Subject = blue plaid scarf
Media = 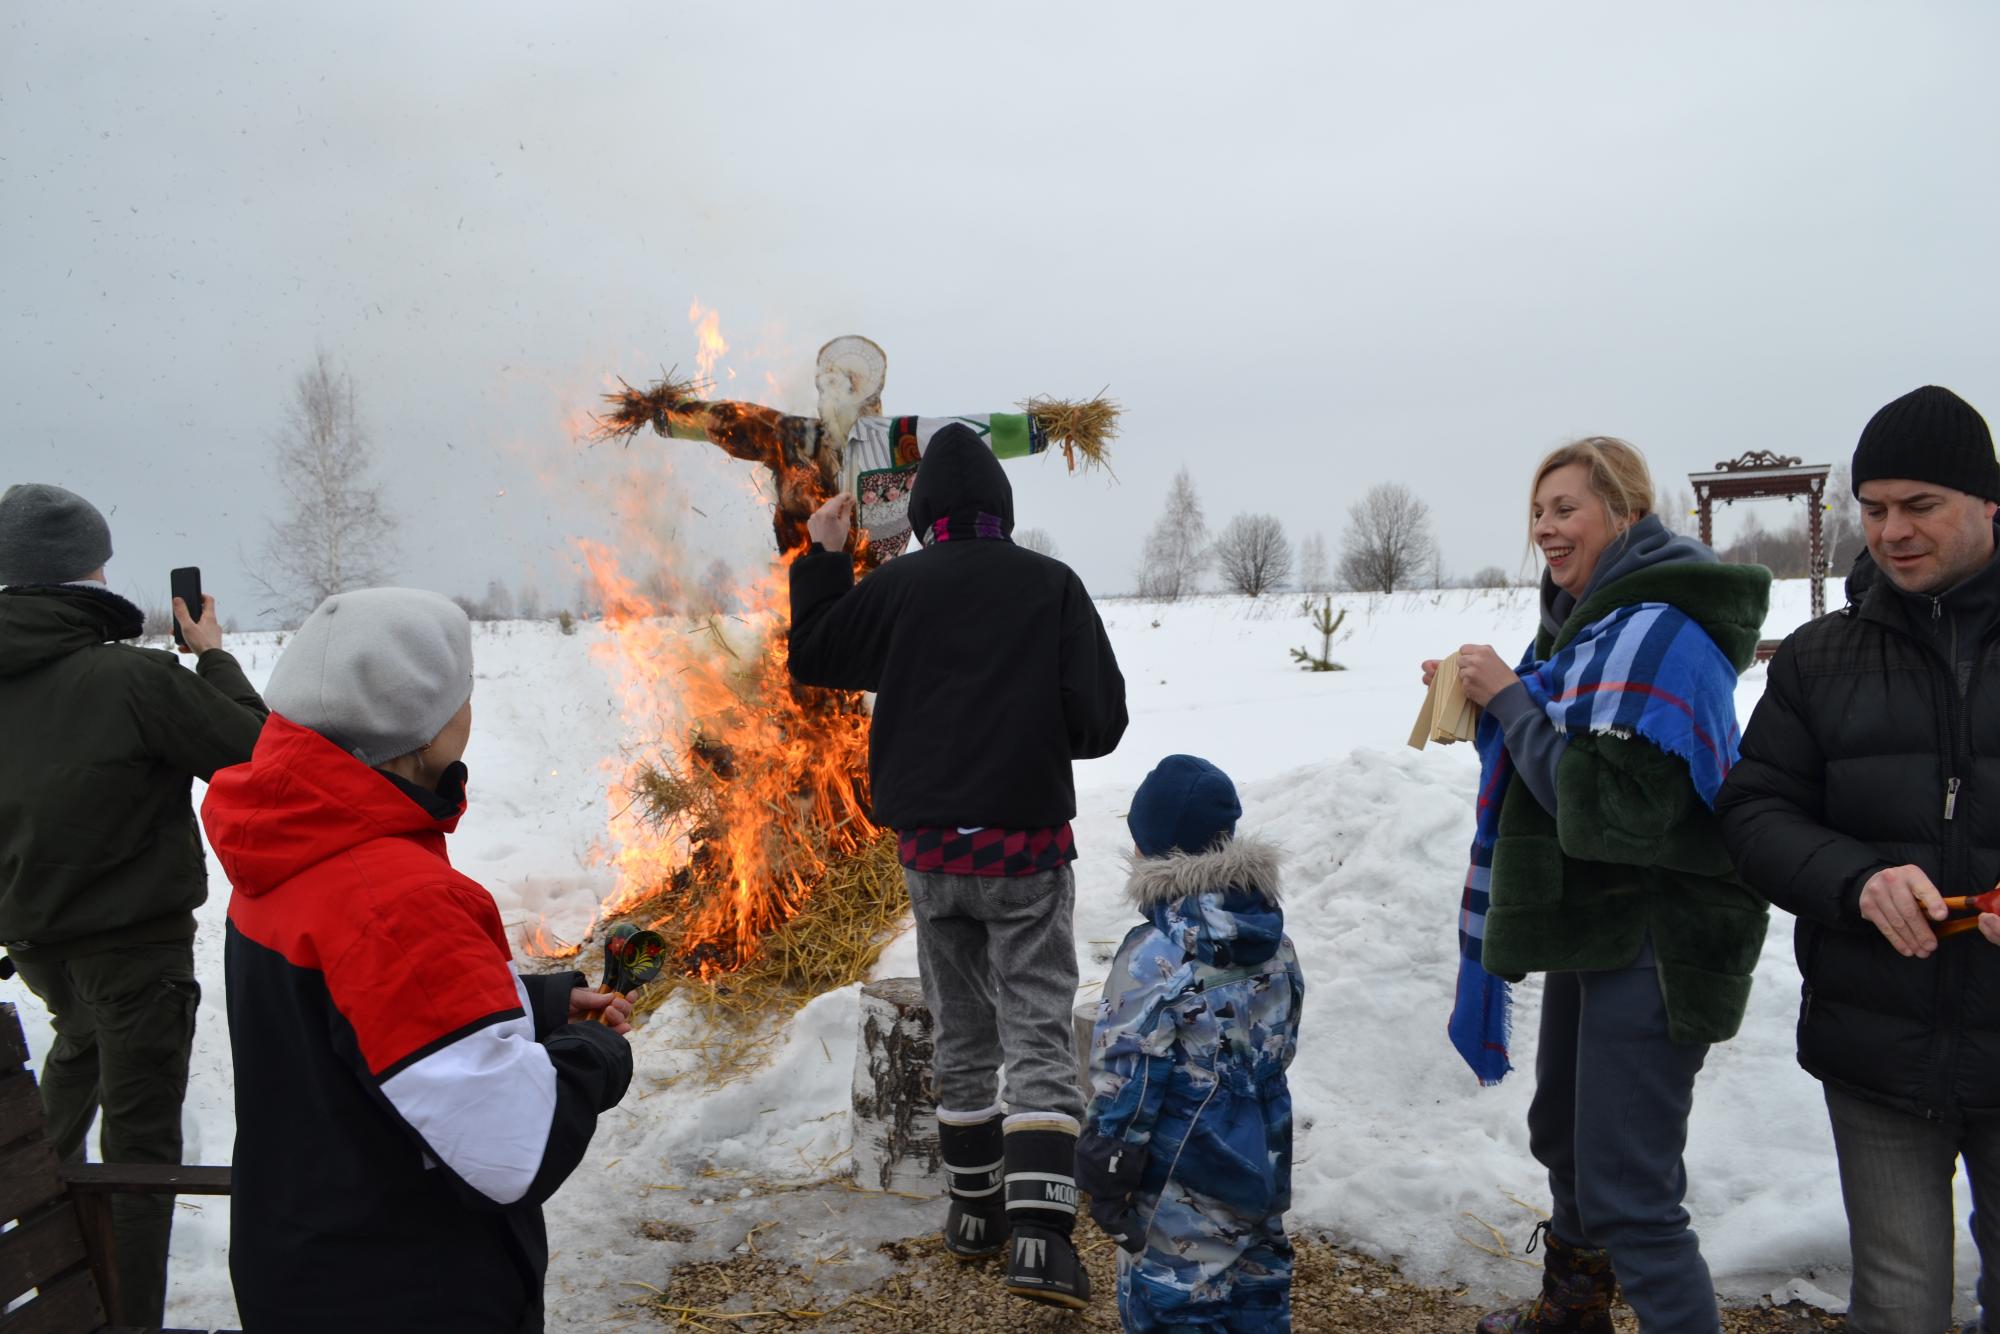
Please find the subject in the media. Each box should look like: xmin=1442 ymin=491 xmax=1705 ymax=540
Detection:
xmin=1448 ymin=600 xmax=1744 ymax=1085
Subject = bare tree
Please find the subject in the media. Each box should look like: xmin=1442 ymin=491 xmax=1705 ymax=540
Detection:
xmin=256 ymin=352 xmax=398 ymax=617
xmin=482 ymin=579 xmax=515 ymax=621
xmin=1658 ymin=485 xmax=1695 ymax=536
xmin=1015 ymin=527 xmax=1060 ymax=558
xmin=1134 ymin=466 xmax=1209 ymax=601
xmin=696 ymin=558 xmax=737 ymax=615
xmin=1212 ymin=514 xmax=1294 ymax=597
xmin=518 ymin=582 xmax=544 ymax=621
xmin=1297 ymin=533 xmax=1331 ymax=594
xmin=1338 ymin=482 xmax=1439 ymax=594
xmin=1823 ymin=464 xmax=1861 ymax=572
xmin=1462 ymin=565 xmax=1514 ymax=589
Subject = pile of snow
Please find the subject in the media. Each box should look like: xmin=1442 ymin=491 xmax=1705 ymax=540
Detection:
xmin=7 ymin=578 xmax=1973 ymax=1328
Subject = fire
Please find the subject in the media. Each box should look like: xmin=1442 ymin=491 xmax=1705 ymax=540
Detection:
xmin=689 ymin=298 xmax=729 ymax=386
xmin=564 ymin=301 xmax=881 ymax=977
xmin=580 ymin=541 xmax=878 ymax=972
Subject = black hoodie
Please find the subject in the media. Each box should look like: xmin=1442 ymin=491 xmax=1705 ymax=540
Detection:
xmin=788 ymin=424 xmax=1127 ymax=830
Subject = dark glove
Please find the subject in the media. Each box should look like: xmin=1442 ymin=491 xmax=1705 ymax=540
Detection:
xmin=1076 ymin=1132 xmax=1149 ymax=1253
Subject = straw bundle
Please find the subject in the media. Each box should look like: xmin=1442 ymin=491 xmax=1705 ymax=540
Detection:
xmin=590 ymin=370 xmax=707 ymax=442
xmin=1020 ymin=392 xmax=1121 ymax=472
xmin=631 ymin=830 xmax=907 ymax=1028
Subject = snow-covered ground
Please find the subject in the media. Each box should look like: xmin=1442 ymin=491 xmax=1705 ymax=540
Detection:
xmin=6 ymin=576 xmax=1977 ymax=1329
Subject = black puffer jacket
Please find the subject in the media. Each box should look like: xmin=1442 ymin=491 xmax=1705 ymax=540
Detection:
xmin=788 ymin=425 xmax=1127 ymax=830
xmin=1718 ymin=546 xmax=2000 ymax=1120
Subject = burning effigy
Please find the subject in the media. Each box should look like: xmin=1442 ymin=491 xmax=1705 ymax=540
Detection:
xmin=573 ymin=333 xmax=1116 ymax=1024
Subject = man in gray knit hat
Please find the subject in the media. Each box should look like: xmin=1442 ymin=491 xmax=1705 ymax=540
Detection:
xmin=0 ymin=482 xmax=267 ymax=1324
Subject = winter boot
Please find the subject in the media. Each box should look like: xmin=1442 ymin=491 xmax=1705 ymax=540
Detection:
xmin=1476 ymin=1222 xmax=1616 ymax=1334
xmin=1000 ymin=1113 xmax=1092 ymax=1309
xmin=936 ymin=1105 xmax=1006 ymax=1260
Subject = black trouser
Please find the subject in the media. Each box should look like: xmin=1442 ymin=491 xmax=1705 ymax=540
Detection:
xmin=11 ymin=938 xmax=199 ymax=1326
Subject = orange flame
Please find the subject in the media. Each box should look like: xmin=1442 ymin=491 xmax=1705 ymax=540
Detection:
xmin=560 ymin=301 xmax=878 ymax=972
xmin=689 ymin=298 xmax=729 ymax=387
xmin=580 ymin=540 xmax=877 ymax=969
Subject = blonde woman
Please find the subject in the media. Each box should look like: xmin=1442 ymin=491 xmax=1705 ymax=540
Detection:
xmin=1427 ymin=439 xmax=1769 ymax=1333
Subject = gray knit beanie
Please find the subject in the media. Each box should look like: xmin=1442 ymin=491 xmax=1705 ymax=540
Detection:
xmin=0 ymin=483 xmax=114 ymax=585
xmin=265 ymin=588 xmax=474 ymax=766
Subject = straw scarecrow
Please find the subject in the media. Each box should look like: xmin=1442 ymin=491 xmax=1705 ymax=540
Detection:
xmin=593 ymin=336 xmax=1117 ymax=567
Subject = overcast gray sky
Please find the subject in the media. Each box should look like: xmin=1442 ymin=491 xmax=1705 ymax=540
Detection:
xmin=6 ymin=2 xmax=1996 ymax=624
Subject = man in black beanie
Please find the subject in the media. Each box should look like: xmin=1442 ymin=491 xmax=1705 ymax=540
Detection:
xmin=0 ymin=483 xmax=267 ymax=1324
xmin=1719 ymin=385 xmax=2000 ymax=1333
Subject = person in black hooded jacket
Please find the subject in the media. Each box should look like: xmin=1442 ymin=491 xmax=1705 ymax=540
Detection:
xmin=789 ymin=422 xmax=1126 ymax=1310
xmin=1718 ymin=386 xmax=2000 ymax=1334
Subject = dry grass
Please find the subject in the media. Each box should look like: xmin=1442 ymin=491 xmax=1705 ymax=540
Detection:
xmin=593 ymin=371 xmax=709 ymax=442
xmin=619 ymin=833 xmax=908 ymax=1087
xmin=628 ymin=1227 xmax=1858 ymax=1332
xmin=1019 ymin=394 xmax=1119 ymax=473
xmin=635 ymin=832 xmax=905 ymax=1021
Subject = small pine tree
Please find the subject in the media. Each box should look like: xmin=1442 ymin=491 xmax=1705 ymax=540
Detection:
xmin=1289 ymin=597 xmax=1348 ymax=672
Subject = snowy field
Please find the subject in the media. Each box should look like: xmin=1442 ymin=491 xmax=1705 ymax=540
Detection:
xmin=7 ymin=576 xmax=1977 ymax=1328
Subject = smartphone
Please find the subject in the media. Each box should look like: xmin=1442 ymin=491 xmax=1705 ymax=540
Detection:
xmin=170 ymin=567 xmax=203 ymax=649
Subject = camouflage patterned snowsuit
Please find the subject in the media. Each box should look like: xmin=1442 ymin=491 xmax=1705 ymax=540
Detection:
xmin=1079 ymin=837 xmax=1304 ymax=1331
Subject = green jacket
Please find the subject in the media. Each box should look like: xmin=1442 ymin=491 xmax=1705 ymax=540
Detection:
xmin=1481 ymin=562 xmax=1771 ymax=1044
xmin=0 ymin=585 xmax=267 ymax=956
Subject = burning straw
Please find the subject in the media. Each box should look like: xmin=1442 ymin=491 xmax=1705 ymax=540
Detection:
xmin=1021 ymin=392 xmax=1121 ymax=472
xmin=589 ymin=370 xmax=707 ymax=442
xmin=632 ymin=831 xmax=907 ymax=1027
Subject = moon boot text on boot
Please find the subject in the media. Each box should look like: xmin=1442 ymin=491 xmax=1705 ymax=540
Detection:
xmin=1001 ymin=1114 xmax=1091 ymax=1309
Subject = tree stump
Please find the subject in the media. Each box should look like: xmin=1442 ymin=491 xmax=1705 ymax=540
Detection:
xmin=850 ymin=978 xmax=943 ymax=1194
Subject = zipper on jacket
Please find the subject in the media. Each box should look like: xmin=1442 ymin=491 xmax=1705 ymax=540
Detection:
xmin=1946 ymin=777 xmax=1961 ymax=821
xmin=1928 ymin=621 xmax=1990 ymax=1118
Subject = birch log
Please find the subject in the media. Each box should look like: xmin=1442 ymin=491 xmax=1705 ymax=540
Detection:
xmin=850 ymin=977 xmax=943 ymax=1194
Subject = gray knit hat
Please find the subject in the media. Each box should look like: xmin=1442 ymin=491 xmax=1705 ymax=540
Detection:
xmin=265 ymin=588 xmax=474 ymax=766
xmin=0 ymin=483 xmax=114 ymax=585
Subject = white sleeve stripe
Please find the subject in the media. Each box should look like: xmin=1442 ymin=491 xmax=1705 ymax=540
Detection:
xmin=380 ymin=1009 xmax=557 ymax=1205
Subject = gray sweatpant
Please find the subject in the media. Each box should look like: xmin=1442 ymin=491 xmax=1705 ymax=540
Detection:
xmin=905 ymin=865 xmax=1084 ymax=1121
xmin=1529 ymin=942 xmax=1719 ymax=1334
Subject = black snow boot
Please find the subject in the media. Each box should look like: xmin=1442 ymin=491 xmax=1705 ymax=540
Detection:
xmin=1000 ymin=1114 xmax=1091 ymax=1310
xmin=936 ymin=1107 xmax=1005 ymax=1260
xmin=1476 ymin=1221 xmax=1616 ymax=1334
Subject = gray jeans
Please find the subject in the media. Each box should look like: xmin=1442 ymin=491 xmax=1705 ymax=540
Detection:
xmin=1529 ymin=949 xmax=1718 ymax=1334
xmin=1825 ymin=1083 xmax=2000 ymax=1333
xmin=905 ymin=865 xmax=1083 ymax=1121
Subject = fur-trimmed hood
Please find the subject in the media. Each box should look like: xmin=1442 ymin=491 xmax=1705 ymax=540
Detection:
xmin=1122 ymin=834 xmax=1284 ymax=968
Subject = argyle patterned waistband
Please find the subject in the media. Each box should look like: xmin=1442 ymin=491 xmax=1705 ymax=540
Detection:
xmin=898 ymin=823 xmax=1076 ymax=877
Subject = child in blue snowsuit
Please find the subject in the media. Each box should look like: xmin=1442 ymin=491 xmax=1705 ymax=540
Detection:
xmin=1077 ymin=754 xmax=1305 ymax=1332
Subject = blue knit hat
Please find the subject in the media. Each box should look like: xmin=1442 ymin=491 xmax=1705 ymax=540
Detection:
xmin=1128 ymin=754 xmax=1241 ymax=858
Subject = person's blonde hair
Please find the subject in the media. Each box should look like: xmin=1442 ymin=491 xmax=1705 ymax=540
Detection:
xmin=1530 ymin=436 xmax=1655 ymax=536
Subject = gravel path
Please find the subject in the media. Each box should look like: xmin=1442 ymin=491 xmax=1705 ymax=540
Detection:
xmin=631 ymin=1228 xmax=1866 ymax=1332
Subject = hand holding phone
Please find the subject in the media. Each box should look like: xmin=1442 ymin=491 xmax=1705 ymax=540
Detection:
xmin=169 ymin=567 xmax=221 ymax=655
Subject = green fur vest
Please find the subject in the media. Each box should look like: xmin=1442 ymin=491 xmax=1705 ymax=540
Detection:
xmin=1480 ymin=561 xmax=1772 ymax=1044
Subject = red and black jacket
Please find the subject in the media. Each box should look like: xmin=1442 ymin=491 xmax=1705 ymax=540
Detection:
xmin=203 ymin=716 xmax=631 ymax=1333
